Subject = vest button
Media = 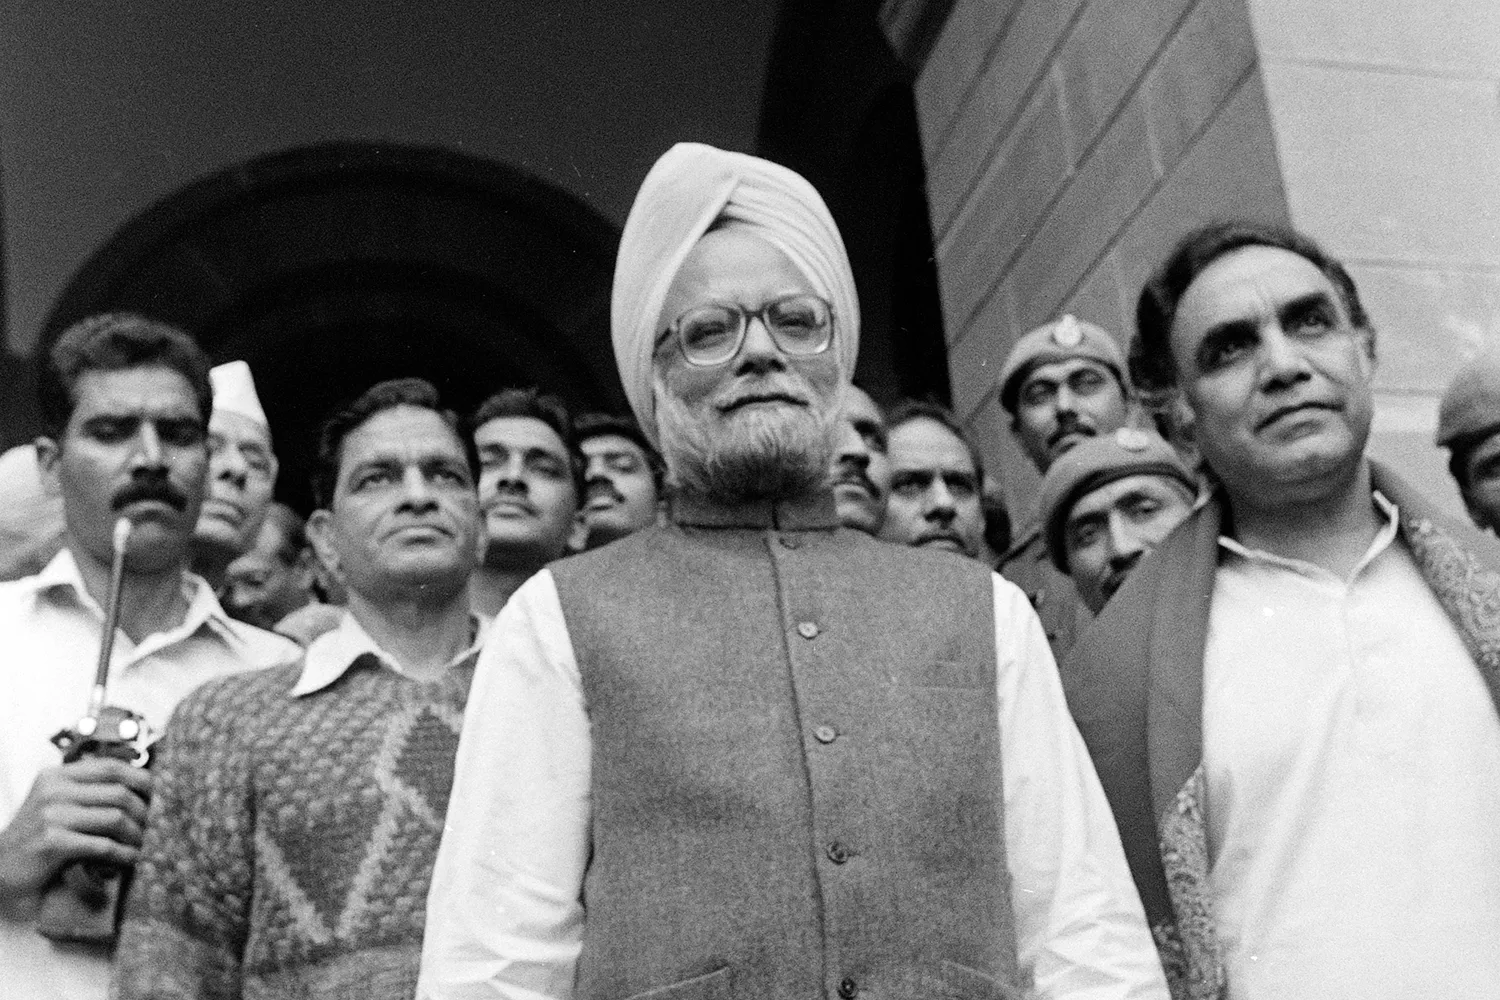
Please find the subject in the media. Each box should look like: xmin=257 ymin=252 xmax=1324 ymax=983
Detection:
xmin=825 ymin=841 xmax=849 ymax=864
xmin=838 ymin=977 xmax=858 ymax=999
xmin=814 ymin=725 xmax=838 ymax=744
xmin=779 ymin=535 xmax=801 ymax=549
xmin=797 ymin=621 xmax=820 ymax=640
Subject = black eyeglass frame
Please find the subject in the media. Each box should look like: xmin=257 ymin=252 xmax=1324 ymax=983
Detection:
xmin=658 ymin=293 xmax=836 ymax=368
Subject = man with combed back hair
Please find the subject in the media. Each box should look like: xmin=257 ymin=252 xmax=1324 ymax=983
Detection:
xmin=419 ymin=142 xmax=1167 ymax=1000
xmin=1067 ymin=221 xmax=1500 ymax=999
xmin=114 ymin=378 xmax=487 ymax=999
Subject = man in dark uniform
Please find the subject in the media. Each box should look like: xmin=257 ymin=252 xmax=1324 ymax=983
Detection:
xmin=996 ymin=315 xmax=1133 ymax=658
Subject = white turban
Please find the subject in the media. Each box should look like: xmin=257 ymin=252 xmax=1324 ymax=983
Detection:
xmin=611 ymin=143 xmax=860 ymax=445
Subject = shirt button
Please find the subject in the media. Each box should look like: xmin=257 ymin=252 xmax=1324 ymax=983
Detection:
xmin=838 ymin=977 xmax=858 ymax=999
xmin=826 ymin=842 xmax=849 ymax=864
xmin=797 ymin=621 xmax=820 ymax=640
xmin=780 ymin=535 xmax=801 ymax=549
xmin=814 ymin=725 xmax=838 ymax=744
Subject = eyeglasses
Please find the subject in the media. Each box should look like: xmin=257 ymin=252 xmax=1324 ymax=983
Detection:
xmin=662 ymin=293 xmax=834 ymax=367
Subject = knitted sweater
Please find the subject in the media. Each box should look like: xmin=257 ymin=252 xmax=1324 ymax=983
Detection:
xmin=111 ymin=651 xmax=475 ymax=1000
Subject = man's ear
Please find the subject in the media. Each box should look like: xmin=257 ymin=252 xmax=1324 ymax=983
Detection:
xmin=33 ymin=438 xmax=63 ymax=497
xmin=304 ymin=510 xmax=344 ymax=587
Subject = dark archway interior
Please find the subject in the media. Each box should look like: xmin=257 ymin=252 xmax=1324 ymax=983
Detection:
xmin=40 ymin=143 xmax=624 ymax=513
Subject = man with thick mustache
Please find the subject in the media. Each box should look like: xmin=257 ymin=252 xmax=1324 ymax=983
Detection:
xmin=114 ymin=378 xmax=487 ymax=999
xmin=191 ymin=361 xmax=279 ymax=591
xmin=998 ymin=315 xmax=1135 ymax=660
xmin=573 ymin=412 xmax=663 ymax=550
xmin=419 ymin=143 xmax=1167 ymax=1000
xmin=467 ymin=388 xmax=582 ymax=616
xmin=878 ymin=400 xmax=987 ymax=560
xmin=0 ymin=314 xmax=297 ymax=1000
xmin=827 ymin=385 xmax=891 ymax=534
xmin=1066 ymin=222 xmax=1500 ymax=999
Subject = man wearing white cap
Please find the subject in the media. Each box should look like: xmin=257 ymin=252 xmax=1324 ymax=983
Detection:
xmin=191 ymin=360 xmax=278 ymax=591
xmin=0 ymin=315 xmax=298 ymax=1000
xmin=419 ymin=144 xmax=1167 ymax=1000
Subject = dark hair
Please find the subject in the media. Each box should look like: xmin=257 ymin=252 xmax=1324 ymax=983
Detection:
xmin=311 ymin=377 xmax=476 ymax=509
xmin=1132 ymin=221 xmax=1372 ymax=402
xmin=886 ymin=399 xmax=986 ymax=485
xmin=38 ymin=313 xmax=213 ymax=437
xmin=573 ymin=411 xmax=664 ymax=488
xmin=261 ymin=502 xmax=308 ymax=565
xmin=467 ymin=387 xmax=585 ymax=497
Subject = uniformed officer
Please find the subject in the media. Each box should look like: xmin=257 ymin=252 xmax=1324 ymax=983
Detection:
xmin=1035 ymin=427 xmax=1197 ymax=615
xmin=996 ymin=314 xmax=1133 ymax=657
xmin=1437 ymin=349 xmax=1500 ymax=534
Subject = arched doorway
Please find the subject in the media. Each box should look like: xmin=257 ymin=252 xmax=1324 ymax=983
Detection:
xmin=42 ymin=142 xmax=623 ymax=511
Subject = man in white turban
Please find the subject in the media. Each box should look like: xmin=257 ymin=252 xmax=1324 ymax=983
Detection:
xmin=418 ymin=144 xmax=1168 ymax=1000
xmin=191 ymin=360 xmax=278 ymax=589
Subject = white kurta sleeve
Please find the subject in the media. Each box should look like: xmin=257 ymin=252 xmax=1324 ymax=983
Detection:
xmin=418 ymin=570 xmax=591 ymax=1000
xmin=991 ymin=573 xmax=1169 ymax=1000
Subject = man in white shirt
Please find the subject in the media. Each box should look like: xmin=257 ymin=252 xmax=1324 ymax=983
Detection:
xmin=0 ymin=313 xmax=299 ymax=1000
xmin=418 ymin=143 xmax=1167 ymax=1000
xmin=1066 ymin=221 xmax=1500 ymax=998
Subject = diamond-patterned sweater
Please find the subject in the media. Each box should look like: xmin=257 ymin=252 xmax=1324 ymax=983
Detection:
xmin=111 ymin=651 xmax=474 ymax=1000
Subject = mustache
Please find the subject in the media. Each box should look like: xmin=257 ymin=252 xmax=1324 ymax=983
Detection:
xmin=1048 ymin=413 xmax=1095 ymax=448
xmin=585 ymin=479 xmax=625 ymax=506
xmin=112 ymin=478 xmax=187 ymax=512
xmin=831 ymin=464 xmax=878 ymax=498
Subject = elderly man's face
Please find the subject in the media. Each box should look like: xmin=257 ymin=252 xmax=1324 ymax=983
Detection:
xmin=1013 ymin=359 xmax=1129 ymax=473
xmin=195 ymin=409 xmax=277 ymax=558
xmin=829 ymin=386 xmax=890 ymax=534
xmin=1063 ymin=473 xmax=1195 ymax=614
xmin=654 ymin=228 xmax=841 ymax=499
xmin=1169 ymin=246 xmax=1375 ymax=510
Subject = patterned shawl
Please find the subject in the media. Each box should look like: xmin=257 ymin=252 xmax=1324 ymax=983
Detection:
xmin=1062 ymin=461 xmax=1500 ymax=999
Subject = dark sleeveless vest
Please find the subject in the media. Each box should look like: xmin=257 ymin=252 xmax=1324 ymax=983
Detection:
xmin=549 ymin=493 xmax=1022 ymax=1000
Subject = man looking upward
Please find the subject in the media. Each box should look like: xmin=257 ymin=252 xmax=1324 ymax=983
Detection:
xmin=1068 ymin=222 xmax=1500 ymax=998
xmin=419 ymin=142 xmax=1166 ymax=1000
xmin=114 ymin=378 xmax=487 ymax=999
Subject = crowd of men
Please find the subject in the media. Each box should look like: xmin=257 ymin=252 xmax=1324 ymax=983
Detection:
xmin=0 ymin=140 xmax=1497 ymax=1000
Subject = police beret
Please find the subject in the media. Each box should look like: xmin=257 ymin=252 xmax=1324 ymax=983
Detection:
xmin=997 ymin=314 xmax=1127 ymax=415
xmin=1037 ymin=427 xmax=1196 ymax=574
xmin=1436 ymin=350 xmax=1500 ymax=450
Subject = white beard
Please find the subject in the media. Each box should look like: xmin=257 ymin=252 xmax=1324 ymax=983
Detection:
xmin=655 ymin=378 xmax=838 ymax=505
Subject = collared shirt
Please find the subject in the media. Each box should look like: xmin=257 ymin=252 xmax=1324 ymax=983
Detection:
xmin=0 ymin=548 xmax=300 ymax=1000
xmin=290 ymin=608 xmax=490 ymax=697
xmin=1204 ymin=493 xmax=1500 ymax=998
xmin=419 ymin=565 xmax=1169 ymax=999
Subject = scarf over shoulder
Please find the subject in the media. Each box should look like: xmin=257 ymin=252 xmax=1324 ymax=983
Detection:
xmin=1062 ymin=461 xmax=1500 ymax=999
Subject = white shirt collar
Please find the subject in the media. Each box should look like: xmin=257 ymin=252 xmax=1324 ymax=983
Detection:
xmin=29 ymin=546 xmax=249 ymax=655
xmin=1219 ymin=490 xmax=1401 ymax=582
xmin=290 ymin=608 xmax=488 ymax=697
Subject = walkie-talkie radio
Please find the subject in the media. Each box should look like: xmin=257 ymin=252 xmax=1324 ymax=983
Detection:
xmin=37 ymin=518 xmax=152 ymax=945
